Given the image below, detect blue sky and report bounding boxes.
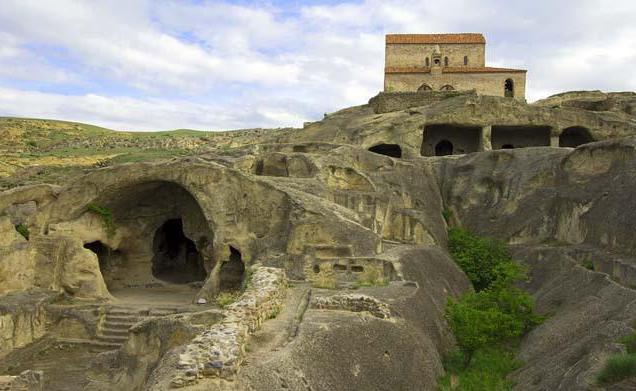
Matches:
[0,0,634,131]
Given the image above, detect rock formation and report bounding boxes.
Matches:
[1,90,636,390]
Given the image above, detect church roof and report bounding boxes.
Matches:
[386,33,486,44]
[384,66,526,74]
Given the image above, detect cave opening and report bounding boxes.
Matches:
[219,246,245,291]
[151,219,206,284]
[435,140,454,156]
[84,241,123,279]
[559,126,594,148]
[368,143,402,158]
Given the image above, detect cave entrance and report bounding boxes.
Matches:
[368,144,402,158]
[219,247,245,292]
[422,124,481,156]
[491,125,551,149]
[559,126,594,147]
[435,140,454,156]
[151,219,206,284]
[84,241,123,288]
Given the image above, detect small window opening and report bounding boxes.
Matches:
[333,264,347,271]
[351,265,364,273]
[434,59,440,65]
[501,144,514,149]
[444,57,449,66]
[464,56,468,65]
[313,264,320,274]
[368,143,402,158]
[425,57,430,67]
[504,79,514,98]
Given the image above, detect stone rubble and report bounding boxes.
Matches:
[311,293,391,319]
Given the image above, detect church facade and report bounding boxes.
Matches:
[384,33,526,100]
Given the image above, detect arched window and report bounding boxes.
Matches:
[440,84,455,91]
[464,56,468,65]
[418,83,433,91]
[434,58,440,65]
[504,79,514,97]
[444,56,449,66]
[425,57,430,67]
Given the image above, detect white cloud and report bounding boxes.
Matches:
[0,0,634,129]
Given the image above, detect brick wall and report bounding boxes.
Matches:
[385,43,485,68]
[384,72,526,100]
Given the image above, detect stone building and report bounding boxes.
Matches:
[384,33,526,99]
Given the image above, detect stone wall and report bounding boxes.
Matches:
[385,43,485,68]
[169,266,287,388]
[368,90,476,114]
[385,71,526,99]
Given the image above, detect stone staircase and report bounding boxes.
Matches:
[95,306,182,349]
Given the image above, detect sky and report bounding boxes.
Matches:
[0,0,634,131]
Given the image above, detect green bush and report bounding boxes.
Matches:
[442,228,542,389]
[597,353,636,384]
[446,287,542,356]
[448,228,524,291]
[15,224,30,240]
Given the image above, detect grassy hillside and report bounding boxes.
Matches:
[0,117,297,190]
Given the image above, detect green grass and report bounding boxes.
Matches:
[619,332,636,354]
[216,291,241,308]
[87,203,116,238]
[439,347,521,390]
[353,265,388,288]
[597,353,636,384]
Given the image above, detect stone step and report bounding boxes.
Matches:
[106,308,145,316]
[100,327,130,337]
[97,334,129,344]
[104,314,140,322]
[57,338,121,351]
[102,321,134,330]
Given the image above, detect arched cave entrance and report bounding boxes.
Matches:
[504,79,514,98]
[151,219,206,284]
[418,83,432,91]
[219,247,245,291]
[85,181,215,305]
[435,140,454,156]
[422,124,481,156]
[368,144,402,158]
[559,126,594,147]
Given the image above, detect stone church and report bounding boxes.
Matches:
[383,33,526,99]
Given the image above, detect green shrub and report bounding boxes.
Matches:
[87,203,116,238]
[597,353,636,384]
[442,228,542,388]
[448,228,524,291]
[15,224,30,240]
[619,332,636,354]
[446,287,542,357]
[439,347,521,390]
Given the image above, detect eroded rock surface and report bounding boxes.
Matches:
[1,90,636,390]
